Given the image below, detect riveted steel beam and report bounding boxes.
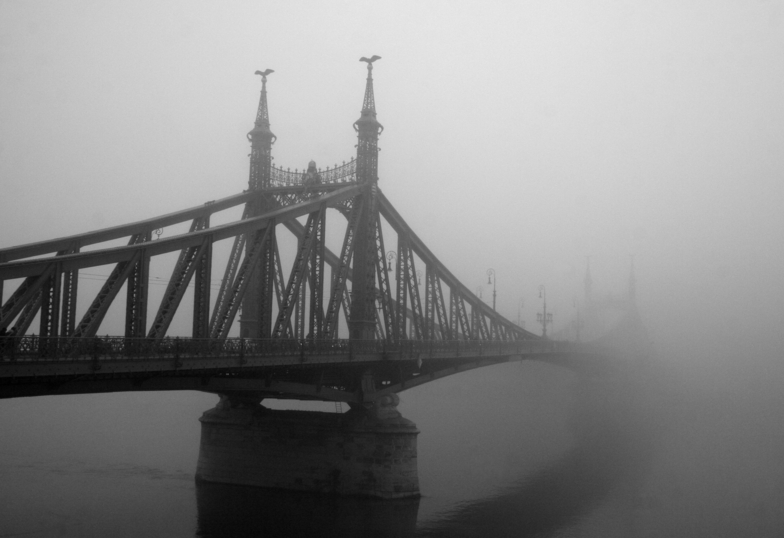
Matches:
[149,217,211,339]
[211,225,273,340]
[309,204,327,339]
[273,211,320,338]
[324,197,363,339]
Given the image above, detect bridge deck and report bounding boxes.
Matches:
[0,336,597,401]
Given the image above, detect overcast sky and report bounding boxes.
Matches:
[1,0,782,360]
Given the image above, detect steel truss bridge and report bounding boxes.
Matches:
[0,60,604,403]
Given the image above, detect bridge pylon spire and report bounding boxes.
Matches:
[350,56,383,341]
[241,70,277,339]
[247,69,276,191]
[354,56,383,184]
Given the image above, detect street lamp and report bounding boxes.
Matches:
[386,251,396,274]
[486,269,496,311]
[416,270,422,285]
[537,285,553,338]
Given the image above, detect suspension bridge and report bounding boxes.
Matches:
[0,58,620,498]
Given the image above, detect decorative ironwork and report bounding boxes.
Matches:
[0,334,569,364]
[270,158,357,187]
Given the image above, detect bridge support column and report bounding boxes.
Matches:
[195,393,420,499]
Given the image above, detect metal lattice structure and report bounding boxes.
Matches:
[0,59,609,402]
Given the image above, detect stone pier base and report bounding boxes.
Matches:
[195,395,420,499]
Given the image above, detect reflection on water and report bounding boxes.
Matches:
[194,360,659,538]
[5,352,784,537]
[195,481,420,538]
[417,363,660,537]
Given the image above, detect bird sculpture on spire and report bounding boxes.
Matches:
[360,56,381,70]
[255,68,274,81]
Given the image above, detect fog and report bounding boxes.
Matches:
[1,1,784,535]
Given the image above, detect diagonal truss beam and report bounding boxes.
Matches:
[323,197,364,339]
[72,233,149,338]
[272,211,320,338]
[378,191,537,342]
[211,226,273,340]
[148,217,211,339]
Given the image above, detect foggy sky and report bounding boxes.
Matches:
[1,0,782,361]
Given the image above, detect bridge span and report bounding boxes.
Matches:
[0,335,598,401]
[0,59,616,498]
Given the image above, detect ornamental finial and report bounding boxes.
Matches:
[359,56,380,113]
[354,56,383,135]
[249,69,276,143]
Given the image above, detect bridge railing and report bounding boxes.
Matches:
[270,159,357,187]
[0,335,578,364]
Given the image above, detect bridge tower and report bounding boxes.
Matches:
[240,69,277,339]
[349,56,384,341]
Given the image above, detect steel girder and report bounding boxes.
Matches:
[272,210,320,338]
[309,204,327,339]
[0,186,359,341]
[256,225,277,339]
[125,232,152,338]
[73,232,150,339]
[1,183,531,345]
[323,197,363,339]
[377,191,536,343]
[395,235,408,340]
[192,234,213,339]
[211,225,273,340]
[148,217,211,339]
[0,185,353,264]
[400,240,424,340]
[211,206,249,335]
[272,238,290,336]
[348,186,379,341]
[373,213,396,340]
[425,265,451,340]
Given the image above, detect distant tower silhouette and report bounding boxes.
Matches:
[349,56,383,341]
[628,255,636,305]
[584,256,593,305]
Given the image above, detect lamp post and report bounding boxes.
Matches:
[486,269,496,311]
[386,251,396,275]
[537,285,553,338]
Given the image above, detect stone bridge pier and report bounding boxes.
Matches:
[195,393,420,499]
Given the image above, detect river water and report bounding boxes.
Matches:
[2,349,784,537]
